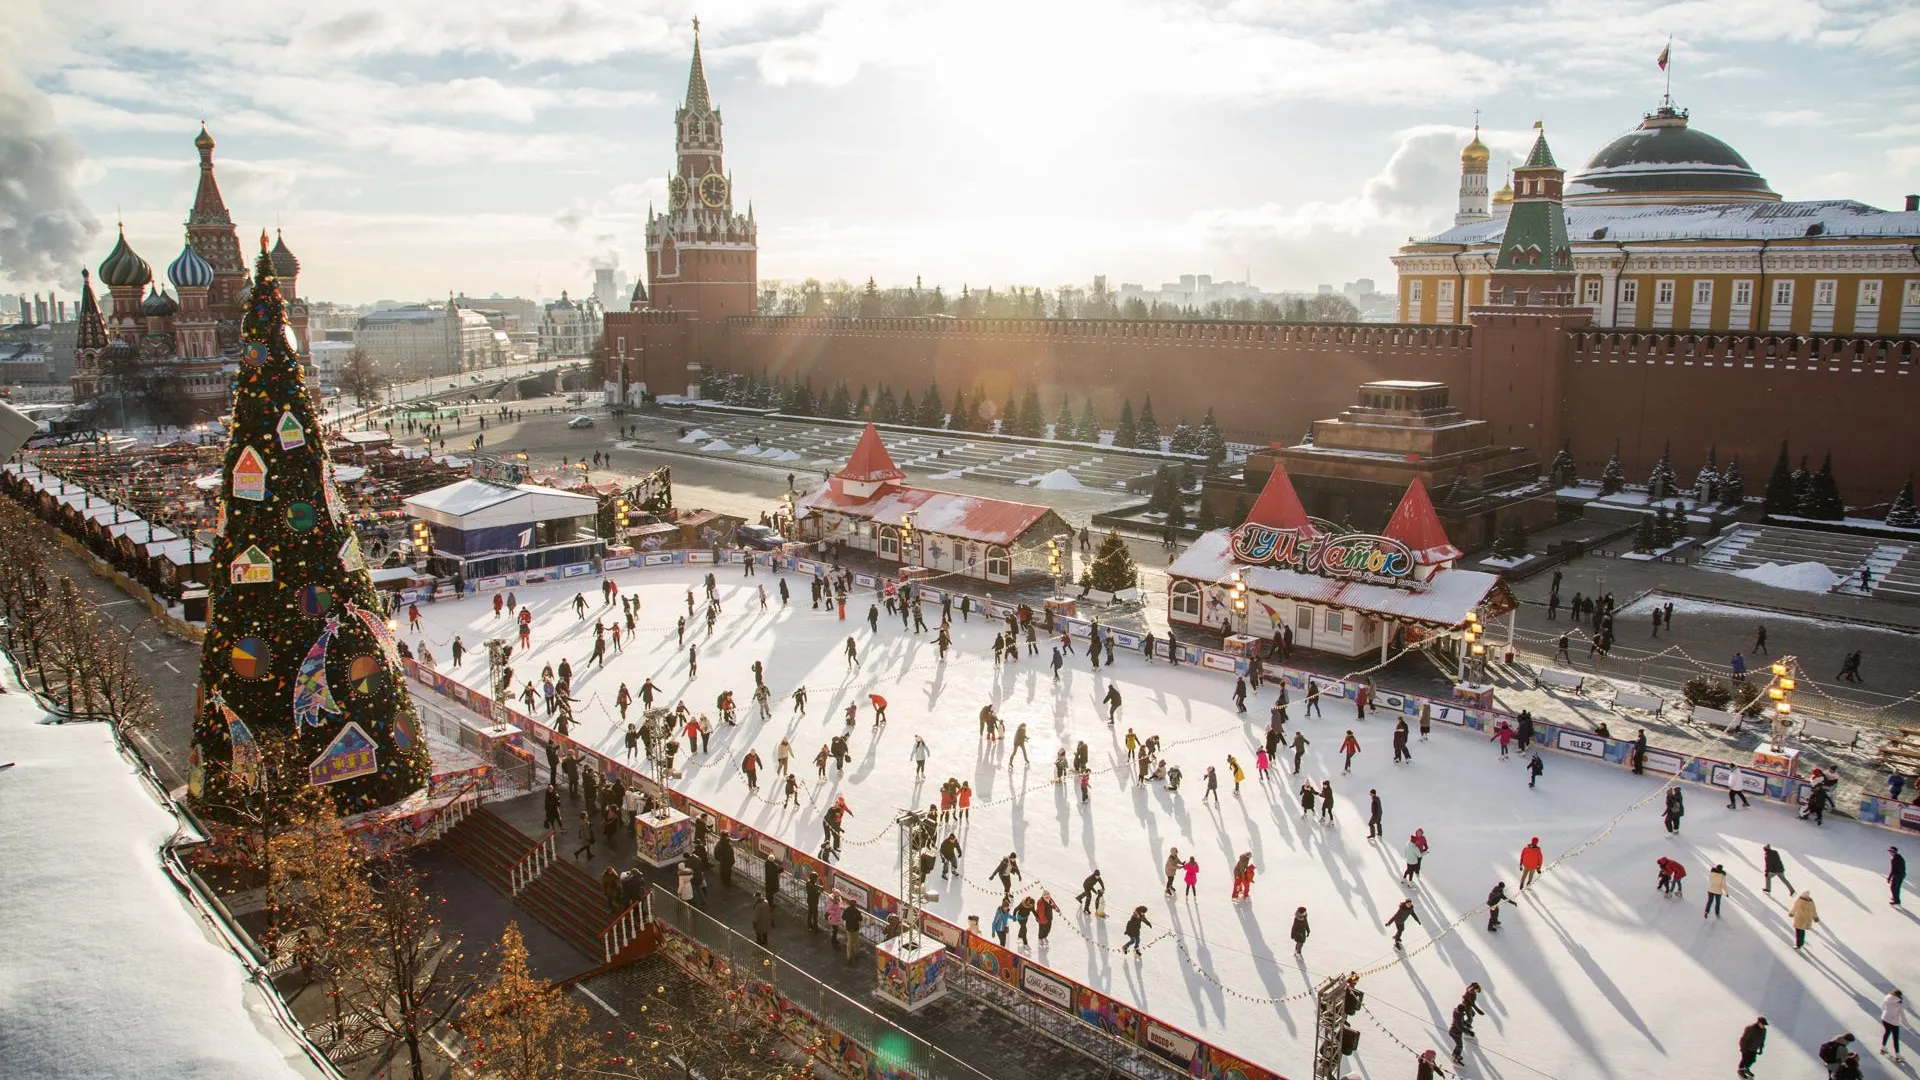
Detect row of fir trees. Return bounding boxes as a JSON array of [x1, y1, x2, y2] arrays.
[[701, 370, 1229, 463]]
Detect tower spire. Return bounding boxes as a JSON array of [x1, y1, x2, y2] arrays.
[[685, 17, 711, 113]]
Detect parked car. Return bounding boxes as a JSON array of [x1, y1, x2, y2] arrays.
[[566, 415, 595, 429], [736, 524, 783, 550]]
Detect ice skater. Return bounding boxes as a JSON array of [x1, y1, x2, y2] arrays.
[[845, 636, 860, 669], [1291, 731, 1309, 774], [1103, 684, 1123, 724], [1385, 899, 1421, 948], [1737, 1017, 1767, 1078], [1290, 907, 1310, 955], [1367, 789, 1383, 839], [1121, 905, 1151, 955], [1527, 752, 1544, 788], [1763, 843, 1794, 895], [1339, 729, 1360, 774], [1486, 880, 1508, 931]]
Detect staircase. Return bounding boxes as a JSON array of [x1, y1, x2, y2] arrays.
[[517, 857, 620, 959], [440, 807, 538, 893]]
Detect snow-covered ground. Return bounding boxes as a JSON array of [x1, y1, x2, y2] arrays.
[[0, 664, 324, 1078], [412, 566, 1914, 1079], [1733, 560, 1841, 593]]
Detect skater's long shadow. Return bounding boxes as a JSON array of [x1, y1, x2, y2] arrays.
[[1796, 851, 1871, 912], [1231, 907, 1295, 1031], [1528, 894, 1664, 1054]]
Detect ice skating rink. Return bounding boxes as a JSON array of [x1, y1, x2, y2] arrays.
[[416, 566, 1917, 1078]]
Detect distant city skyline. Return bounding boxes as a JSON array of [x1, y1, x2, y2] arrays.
[[3, 0, 1914, 303]]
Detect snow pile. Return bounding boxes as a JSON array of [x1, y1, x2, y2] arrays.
[[0, 665, 321, 1078], [1028, 468, 1085, 491], [702, 439, 735, 453], [734, 445, 764, 456], [765, 449, 802, 462], [1733, 560, 1839, 593], [926, 469, 966, 480], [678, 429, 712, 443]]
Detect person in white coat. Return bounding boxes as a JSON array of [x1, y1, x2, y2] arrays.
[[1883, 989, 1907, 1062]]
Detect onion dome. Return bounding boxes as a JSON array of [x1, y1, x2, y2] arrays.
[[98, 227, 153, 288], [1461, 125, 1489, 166], [141, 287, 178, 318], [269, 230, 300, 278], [103, 337, 137, 363], [1566, 104, 1778, 205], [1492, 180, 1514, 205], [167, 240, 215, 289], [194, 125, 215, 152]]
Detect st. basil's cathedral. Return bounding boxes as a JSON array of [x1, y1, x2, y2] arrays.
[[71, 126, 308, 422]]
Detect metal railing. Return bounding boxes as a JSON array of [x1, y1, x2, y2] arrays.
[[508, 830, 557, 896], [602, 899, 647, 963], [421, 782, 484, 842], [649, 887, 996, 1080]]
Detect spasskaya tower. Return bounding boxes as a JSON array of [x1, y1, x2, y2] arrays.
[[643, 19, 757, 321]]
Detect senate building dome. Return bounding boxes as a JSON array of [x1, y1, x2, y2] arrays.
[[1564, 104, 1778, 205]]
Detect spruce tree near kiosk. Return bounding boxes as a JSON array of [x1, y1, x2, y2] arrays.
[[192, 233, 434, 817]]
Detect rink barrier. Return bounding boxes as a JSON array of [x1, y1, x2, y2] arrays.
[[401, 657, 1289, 1080]]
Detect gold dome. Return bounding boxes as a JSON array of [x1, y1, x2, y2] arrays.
[[1461, 125, 1490, 166], [1491, 180, 1514, 204]]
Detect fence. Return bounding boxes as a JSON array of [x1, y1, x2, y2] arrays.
[[650, 887, 996, 1080], [508, 831, 556, 896]]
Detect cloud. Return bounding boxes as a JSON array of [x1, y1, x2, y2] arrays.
[[0, 11, 101, 288], [1762, 108, 1824, 127]]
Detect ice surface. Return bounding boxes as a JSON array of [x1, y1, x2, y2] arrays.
[[1028, 469, 1086, 491], [0, 666, 321, 1078], [417, 567, 1913, 1079], [679, 429, 712, 443], [1733, 561, 1839, 593]]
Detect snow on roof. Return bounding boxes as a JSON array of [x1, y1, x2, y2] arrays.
[[1415, 198, 1920, 245], [405, 478, 599, 530], [1169, 529, 1498, 627], [799, 481, 1053, 547], [338, 429, 391, 444], [1381, 479, 1462, 565], [837, 423, 907, 483], [0, 662, 327, 1079]]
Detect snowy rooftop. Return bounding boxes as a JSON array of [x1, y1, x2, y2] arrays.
[[799, 480, 1055, 547], [405, 478, 599, 529], [1415, 198, 1920, 245], [1169, 529, 1494, 626], [0, 661, 328, 1079]]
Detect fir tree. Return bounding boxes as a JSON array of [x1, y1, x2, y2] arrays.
[[966, 390, 989, 433], [1114, 399, 1137, 449], [1646, 442, 1676, 502], [1719, 456, 1746, 506], [874, 385, 898, 424], [1147, 465, 1173, 514], [1653, 504, 1675, 546], [1135, 396, 1162, 451], [947, 387, 968, 431], [1790, 456, 1812, 514], [788, 380, 817, 416], [1633, 512, 1658, 552], [1195, 407, 1228, 465], [1763, 441, 1796, 513], [1801, 452, 1845, 520], [1196, 495, 1218, 532], [1167, 423, 1196, 455], [1887, 476, 1919, 529], [919, 384, 944, 428], [1077, 398, 1099, 443], [1693, 445, 1719, 504], [1018, 385, 1043, 438], [1600, 441, 1626, 495], [1549, 441, 1578, 489], [1053, 397, 1074, 441], [193, 236, 431, 814], [826, 382, 852, 420], [1081, 530, 1140, 592], [855, 385, 870, 419], [1000, 394, 1017, 435], [1491, 520, 1528, 560], [1165, 494, 1188, 529]]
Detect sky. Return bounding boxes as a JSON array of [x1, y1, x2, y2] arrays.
[[2, 0, 1916, 306]]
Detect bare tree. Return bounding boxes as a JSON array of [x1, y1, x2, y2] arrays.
[[349, 856, 480, 1080], [339, 347, 383, 408]]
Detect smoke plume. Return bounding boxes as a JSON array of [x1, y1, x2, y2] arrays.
[[0, 64, 100, 288]]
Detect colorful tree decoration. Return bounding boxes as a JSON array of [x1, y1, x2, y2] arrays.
[[213, 694, 263, 791], [192, 234, 432, 814]]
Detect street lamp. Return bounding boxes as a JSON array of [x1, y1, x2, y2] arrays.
[[1229, 570, 1248, 636], [1765, 657, 1798, 749], [898, 511, 917, 565], [1046, 535, 1066, 598], [1458, 612, 1485, 682]]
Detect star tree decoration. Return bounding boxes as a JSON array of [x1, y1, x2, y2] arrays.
[[190, 232, 432, 814]]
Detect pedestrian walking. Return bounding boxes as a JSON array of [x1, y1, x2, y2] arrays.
[[1789, 890, 1819, 949], [1519, 836, 1544, 890], [1737, 1017, 1767, 1078], [753, 895, 774, 946], [1704, 864, 1728, 917]]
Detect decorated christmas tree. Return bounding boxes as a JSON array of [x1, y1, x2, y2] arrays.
[[192, 234, 433, 814]]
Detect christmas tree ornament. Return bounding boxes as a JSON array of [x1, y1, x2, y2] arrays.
[[213, 694, 263, 791], [298, 583, 332, 616], [286, 501, 318, 533], [230, 637, 271, 678], [339, 533, 365, 572], [230, 544, 274, 584], [276, 411, 306, 450], [231, 446, 268, 501], [309, 721, 379, 786], [348, 654, 384, 695], [292, 618, 345, 728], [347, 601, 402, 666]]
